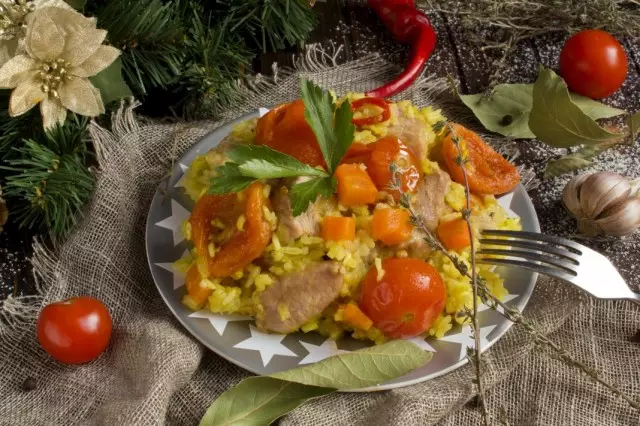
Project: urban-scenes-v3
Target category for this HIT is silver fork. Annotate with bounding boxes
[477,230,640,304]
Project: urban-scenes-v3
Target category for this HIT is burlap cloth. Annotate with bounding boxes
[1,54,639,426]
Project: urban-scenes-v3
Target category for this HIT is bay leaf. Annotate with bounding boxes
[543,141,618,178]
[200,341,431,426]
[460,84,624,139]
[631,111,640,140]
[271,340,432,389]
[199,377,333,426]
[460,84,536,138]
[529,67,622,148]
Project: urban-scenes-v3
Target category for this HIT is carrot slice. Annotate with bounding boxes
[185,265,210,306]
[437,218,472,251]
[322,216,356,241]
[442,123,520,195]
[335,163,379,206]
[189,182,272,277]
[371,208,412,245]
[341,303,373,331]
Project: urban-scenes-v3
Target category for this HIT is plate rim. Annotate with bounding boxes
[145,110,540,391]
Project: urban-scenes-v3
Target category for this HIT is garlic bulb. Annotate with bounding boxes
[562,172,640,237]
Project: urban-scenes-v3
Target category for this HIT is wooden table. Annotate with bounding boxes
[2,0,640,302]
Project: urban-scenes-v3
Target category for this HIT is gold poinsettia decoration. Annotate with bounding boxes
[0,0,73,66]
[0,6,119,128]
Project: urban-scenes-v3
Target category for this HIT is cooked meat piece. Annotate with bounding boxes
[413,168,452,232]
[257,262,343,333]
[399,229,432,259]
[271,177,322,243]
[385,104,432,160]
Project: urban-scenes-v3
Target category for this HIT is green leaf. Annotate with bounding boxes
[289,176,335,216]
[300,80,353,174]
[543,141,619,178]
[460,84,536,138]
[529,67,622,148]
[332,100,355,172]
[460,84,625,139]
[64,0,86,10]
[228,145,328,179]
[88,57,133,106]
[271,340,433,389]
[209,163,257,194]
[199,341,432,426]
[571,94,626,121]
[199,377,333,426]
[631,111,640,142]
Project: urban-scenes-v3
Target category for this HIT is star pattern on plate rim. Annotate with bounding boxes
[437,323,498,362]
[404,335,437,352]
[299,338,347,365]
[188,310,251,335]
[174,163,189,188]
[155,199,190,246]
[233,325,298,367]
[155,249,190,289]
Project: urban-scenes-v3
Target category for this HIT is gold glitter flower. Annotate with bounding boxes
[0,0,73,66]
[0,6,119,128]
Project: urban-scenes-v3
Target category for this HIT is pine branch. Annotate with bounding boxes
[0,90,41,163]
[1,117,93,237]
[177,3,254,118]
[93,0,184,95]
[217,0,317,52]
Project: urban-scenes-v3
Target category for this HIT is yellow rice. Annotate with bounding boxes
[175,94,521,344]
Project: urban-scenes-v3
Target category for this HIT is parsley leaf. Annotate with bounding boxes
[209,163,257,194]
[289,176,335,216]
[229,145,328,179]
[300,80,354,174]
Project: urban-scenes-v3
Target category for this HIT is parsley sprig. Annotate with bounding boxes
[209,79,355,215]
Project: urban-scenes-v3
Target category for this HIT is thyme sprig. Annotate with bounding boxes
[389,121,640,418]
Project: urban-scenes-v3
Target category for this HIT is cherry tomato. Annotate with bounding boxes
[559,29,628,99]
[255,99,326,168]
[365,136,422,198]
[36,296,112,364]
[359,258,446,338]
[442,123,520,195]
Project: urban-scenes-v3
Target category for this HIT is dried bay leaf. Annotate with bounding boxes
[631,111,640,142]
[199,377,333,426]
[543,141,619,178]
[200,341,431,426]
[460,83,624,139]
[460,84,536,138]
[271,340,432,389]
[529,67,622,148]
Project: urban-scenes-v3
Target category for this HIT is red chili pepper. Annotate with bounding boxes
[351,97,391,126]
[365,0,437,99]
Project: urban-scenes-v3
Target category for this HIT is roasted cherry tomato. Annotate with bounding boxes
[359,258,446,338]
[442,124,520,195]
[255,99,325,168]
[351,97,391,126]
[365,136,422,197]
[189,182,272,278]
[37,296,112,364]
[559,29,627,99]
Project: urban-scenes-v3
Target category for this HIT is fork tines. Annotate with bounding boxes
[477,230,582,281]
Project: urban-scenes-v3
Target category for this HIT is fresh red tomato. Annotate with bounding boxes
[36,296,112,364]
[559,29,628,99]
[359,258,446,338]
